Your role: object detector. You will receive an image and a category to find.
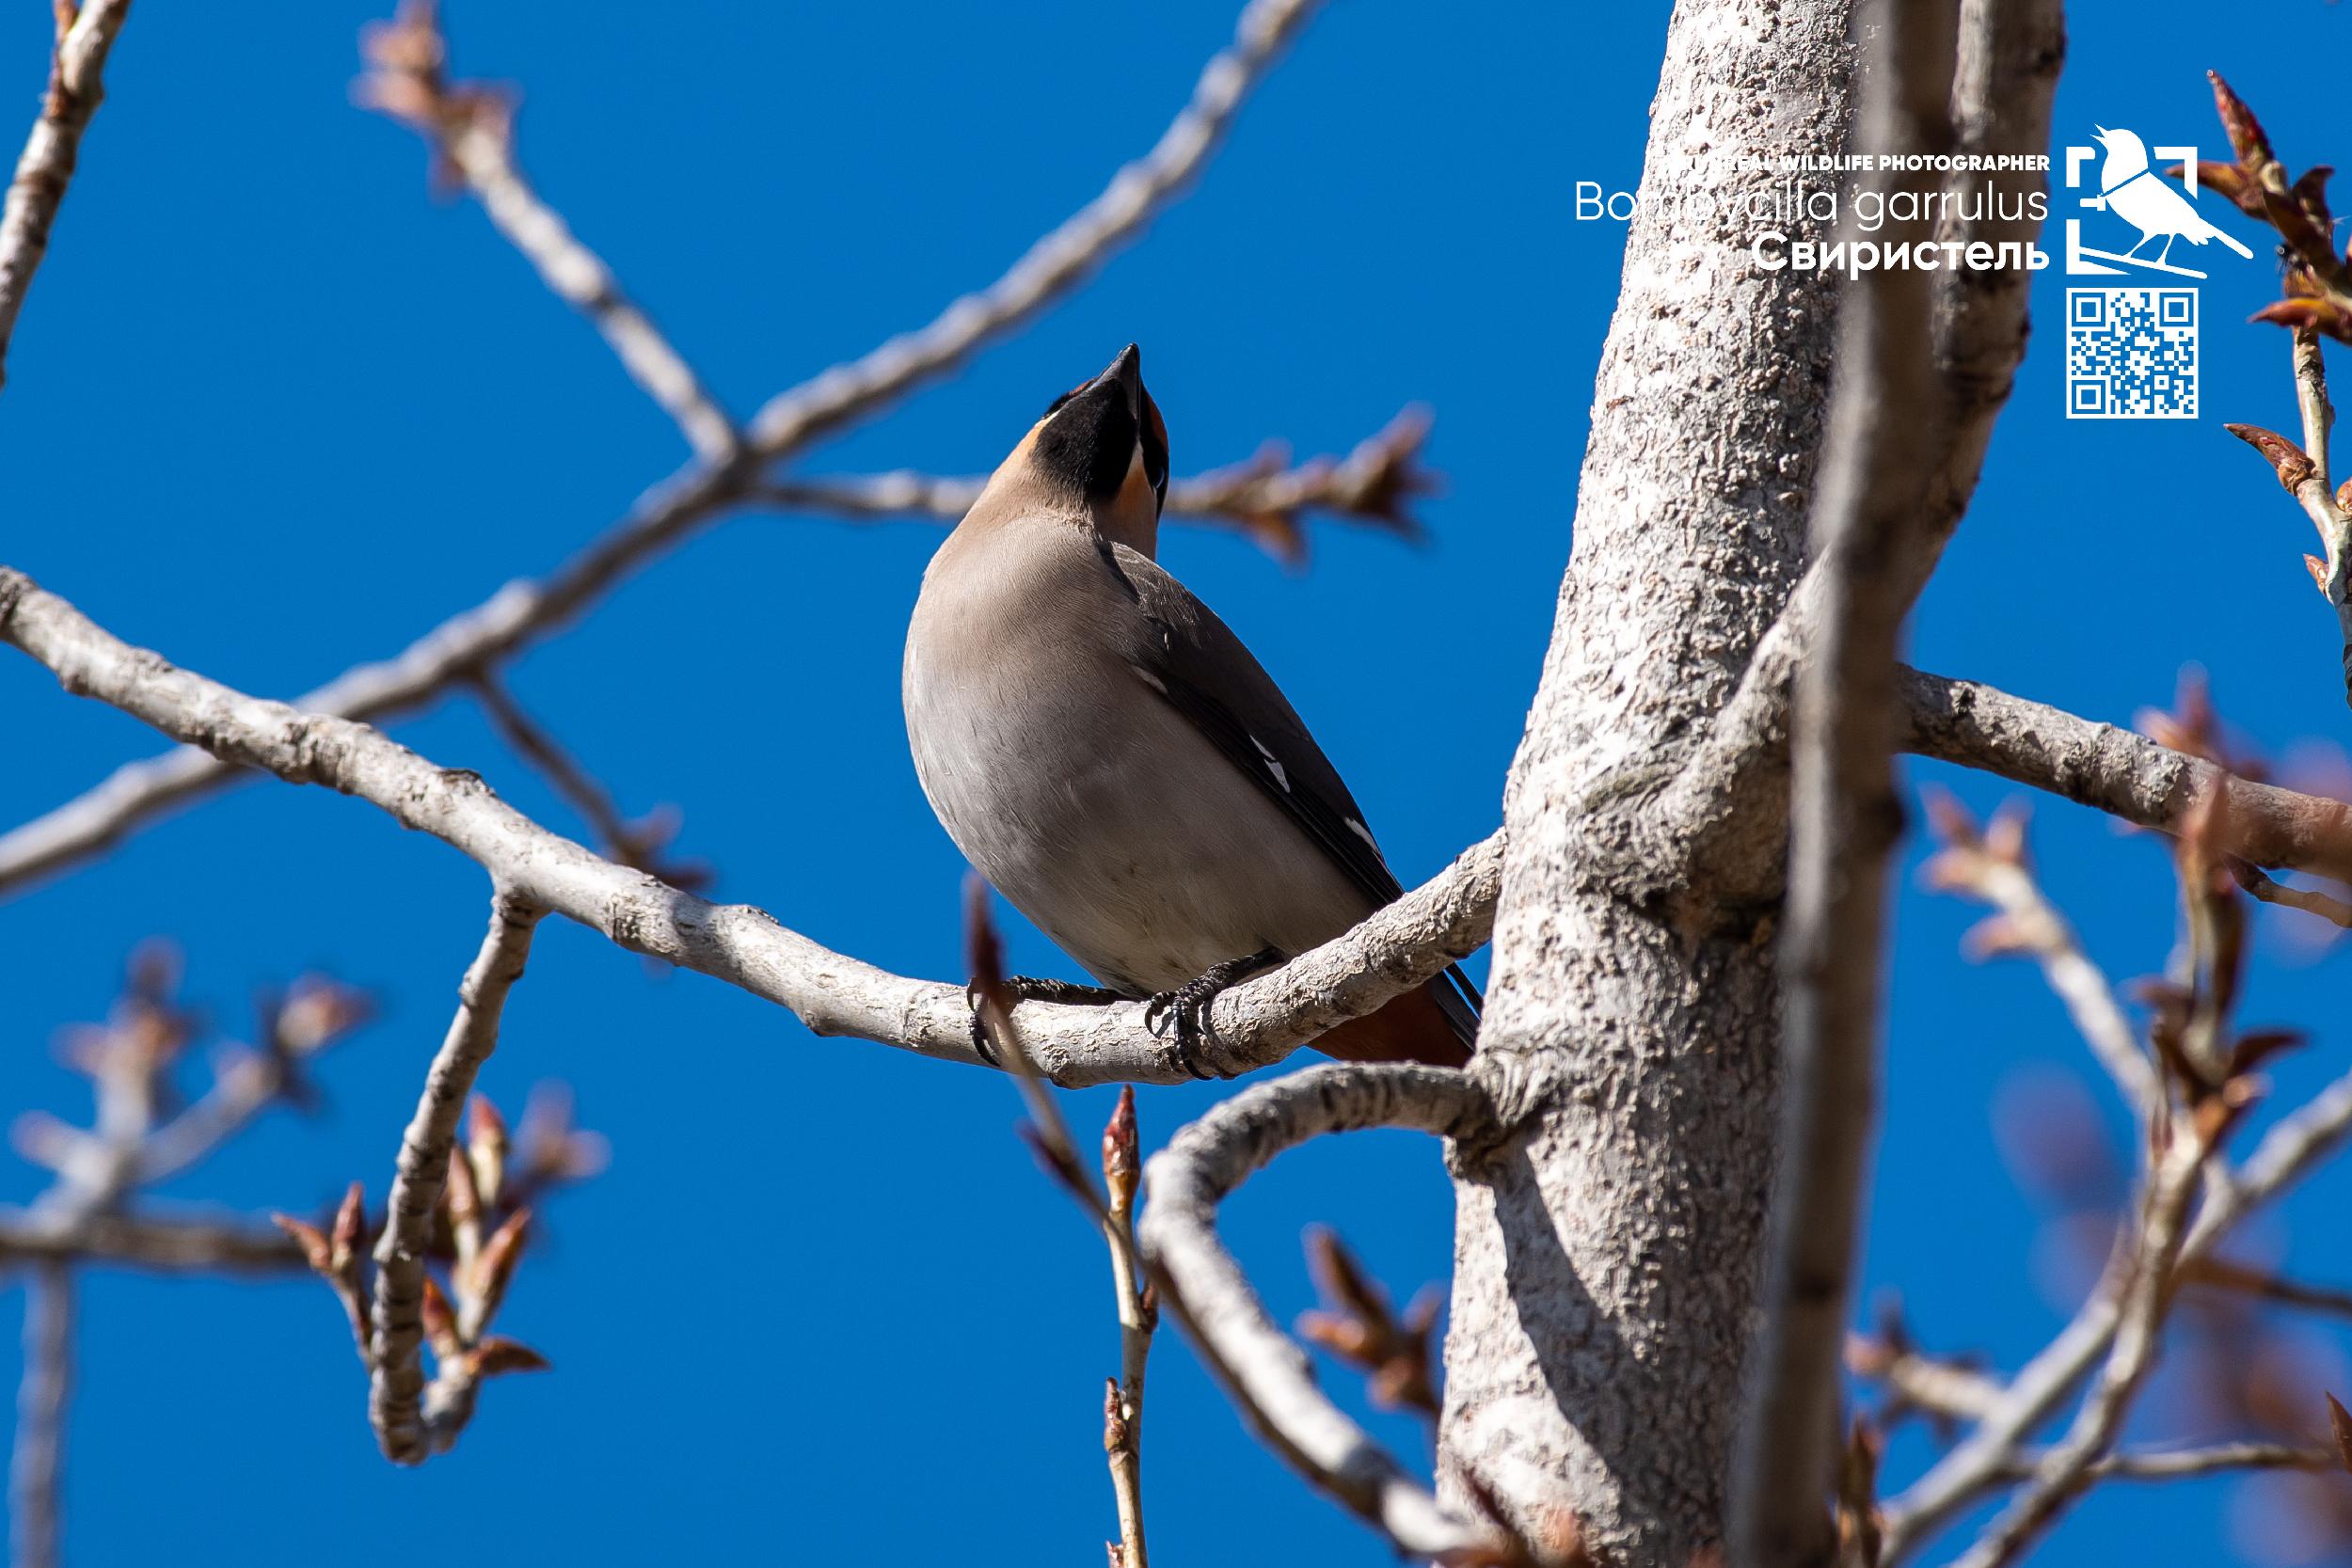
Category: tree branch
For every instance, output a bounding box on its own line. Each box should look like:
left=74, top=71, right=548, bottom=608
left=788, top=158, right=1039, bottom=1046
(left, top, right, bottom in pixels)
left=1735, top=3, right=1956, bottom=1557
left=0, top=1211, right=303, bottom=1274
left=0, top=0, right=1321, bottom=899
left=1949, top=1124, right=2210, bottom=1568
left=0, top=0, right=133, bottom=393
left=753, top=405, right=1436, bottom=560
left=1661, top=0, right=2063, bottom=908
left=369, top=891, right=542, bottom=1464
left=1881, top=1059, right=2352, bottom=1560
left=0, top=565, right=1500, bottom=1086
left=1898, top=667, right=2352, bottom=882
left=357, top=1, right=736, bottom=460
left=8, top=1263, right=72, bottom=1568
left=1136, top=1063, right=1502, bottom=1560
left=1920, top=794, right=2160, bottom=1120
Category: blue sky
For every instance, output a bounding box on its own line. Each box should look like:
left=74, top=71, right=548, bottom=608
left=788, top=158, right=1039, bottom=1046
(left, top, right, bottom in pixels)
left=3, top=1, right=2350, bottom=1562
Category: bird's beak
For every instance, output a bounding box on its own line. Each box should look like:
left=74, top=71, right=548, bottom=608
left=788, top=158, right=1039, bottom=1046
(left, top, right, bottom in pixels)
left=2091, top=126, right=2110, bottom=146
left=1091, top=342, right=1144, bottom=420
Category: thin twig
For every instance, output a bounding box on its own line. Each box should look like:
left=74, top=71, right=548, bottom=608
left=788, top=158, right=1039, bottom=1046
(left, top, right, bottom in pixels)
left=1136, top=1062, right=1502, bottom=1560
left=2180, top=1256, right=2352, bottom=1320
left=0, top=0, right=135, bottom=392
left=0, top=0, right=1323, bottom=899
left=1921, top=794, right=2161, bottom=1119
left=1990, top=1441, right=2333, bottom=1482
left=1736, top=2, right=1957, bottom=1558
left=1949, top=1128, right=2213, bottom=1568
left=1883, top=1063, right=2352, bottom=1560
left=8, top=1264, right=72, bottom=1568
left=965, top=884, right=1154, bottom=1568
left=753, top=405, right=1435, bottom=558
left=469, top=673, right=702, bottom=884
left=369, top=891, right=543, bottom=1464
left=2229, top=856, right=2352, bottom=928
left=1847, top=1331, right=2007, bottom=1426
left=0, top=1211, right=304, bottom=1274
left=357, top=1, right=737, bottom=460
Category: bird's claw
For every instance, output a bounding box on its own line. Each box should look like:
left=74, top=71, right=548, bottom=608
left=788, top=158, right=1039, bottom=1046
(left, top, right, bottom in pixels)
left=1143, top=948, right=1281, bottom=1081
left=965, top=975, right=1127, bottom=1069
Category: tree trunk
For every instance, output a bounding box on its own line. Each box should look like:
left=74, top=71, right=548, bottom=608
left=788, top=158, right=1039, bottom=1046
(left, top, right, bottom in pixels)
left=1437, top=3, right=1855, bottom=1560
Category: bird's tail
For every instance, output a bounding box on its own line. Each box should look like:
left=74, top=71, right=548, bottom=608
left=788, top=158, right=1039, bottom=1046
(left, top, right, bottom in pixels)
left=2214, top=228, right=2254, bottom=259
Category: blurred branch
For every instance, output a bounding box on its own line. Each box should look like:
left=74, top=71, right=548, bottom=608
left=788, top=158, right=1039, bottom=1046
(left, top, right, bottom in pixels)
left=1990, top=1441, right=2334, bottom=1482
left=1738, top=2, right=1958, bottom=1556
left=470, top=673, right=709, bottom=889
left=357, top=0, right=736, bottom=461
left=1295, top=1227, right=1441, bottom=1426
left=1885, top=982, right=2352, bottom=1562
left=8, top=1264, right=71, bottom=1568
left=0, top=1212, right=302, bottom=1274
left=1136, top=1062, right=1504, bottom=1561
left=1951, top=1122, right=2212, bottom=1568
left=1919, top=793, right=2159, bottom=1120
left=754, top=406, right=1437, bottom=562
left=2228, top=856, right=2352, bottom=928
left=2, top=562, right=1501, bottom=1086
left=2181, top=1257, right=2352, bottom=1321
left=1848, top=1324, right=2006, bottom=1430
left=367, top=891, right=543, bottom=1464
left=0, top=0, right=1327, bottom=900
left=0, top=0, right=134, bottom=394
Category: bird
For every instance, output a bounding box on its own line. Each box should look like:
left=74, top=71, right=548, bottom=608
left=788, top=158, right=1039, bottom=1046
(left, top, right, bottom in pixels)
left=2087, top=126, right=2254, bottom=268
left=902, top=343, right=1478, bottom=1071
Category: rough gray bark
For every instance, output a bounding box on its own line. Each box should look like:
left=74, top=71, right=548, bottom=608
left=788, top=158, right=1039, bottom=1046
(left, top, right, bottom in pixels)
left=1438, top=1, right=1853, bottom=1559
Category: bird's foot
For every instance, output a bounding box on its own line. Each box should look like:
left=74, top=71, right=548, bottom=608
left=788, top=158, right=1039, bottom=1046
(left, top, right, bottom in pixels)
left=965, top=976, right=1127, bottom=1067
left=1145, top=948, right=1282, bottom=1080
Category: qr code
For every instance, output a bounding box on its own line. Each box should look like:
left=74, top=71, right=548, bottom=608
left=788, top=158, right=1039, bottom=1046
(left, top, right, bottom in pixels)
left=2066, top=287, right=2198, bottom=419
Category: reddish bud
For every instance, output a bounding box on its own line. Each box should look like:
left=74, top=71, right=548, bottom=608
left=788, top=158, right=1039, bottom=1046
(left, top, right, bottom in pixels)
left=272, top=1213, right=334, bottom=1275
left=2225, top=422, right=2317, bottom=492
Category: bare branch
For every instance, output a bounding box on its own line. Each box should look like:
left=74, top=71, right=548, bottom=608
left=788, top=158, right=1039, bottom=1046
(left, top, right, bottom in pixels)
left=2229, top=857, right=2352, bottom=928
left=369, top=892, right=543, bottom=1464
left=1990, top=1441, right=2334, bottom=1482
left=1899, top=667, right=2352, bottom=883
left=1660, top=0, right=2063, bottom=907
left=1883, top=1060, right=2352, bottom=1560
left=0, top=1211, right=303, bottom=1274
left=739, top=0, right=1320, bottom=464
left=356, top=1, right=736, bottom=460
left=1950, top=1125, right=2210, bottom=1568
left=8, top=1264, right=71, bottom=1568
left=1735, top=4, right=1957, bottom=1557
left=1848, top=1329, right=2006, bottom=1427
left=470, top=673, right=707, bottom=887
left=965, top=890, right=1155, bottom=1567
left=2180, top=1256, right=2352, bottom=1321
left=1136, top=1062, right=1502, bottom=1560
left=0, top=0, right=1321, bottom=899
left=1919, top=794, right=2159, bottom=1119
left=0, top=0, right=133, bottom=392
left=0, top=565, right=1499, bottom=1089
left=754, top=406, right=1437, bottom=559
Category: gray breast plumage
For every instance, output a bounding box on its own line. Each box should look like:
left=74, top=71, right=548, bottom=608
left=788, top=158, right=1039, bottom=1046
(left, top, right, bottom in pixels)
left=902, top=517, right=1370, bottom=996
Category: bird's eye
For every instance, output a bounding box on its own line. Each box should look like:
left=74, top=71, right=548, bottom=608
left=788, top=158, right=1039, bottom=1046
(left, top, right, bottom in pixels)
left=1042, top=383, right=1088, bottom=419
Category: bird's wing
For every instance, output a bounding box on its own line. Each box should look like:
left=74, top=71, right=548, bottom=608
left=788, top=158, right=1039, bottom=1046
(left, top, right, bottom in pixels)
left=1093, top=541, right=1483, bottom=1037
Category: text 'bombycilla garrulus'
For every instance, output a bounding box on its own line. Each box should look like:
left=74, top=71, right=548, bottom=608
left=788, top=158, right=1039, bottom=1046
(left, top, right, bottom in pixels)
left=901, top=344, right=1478, bottom=1070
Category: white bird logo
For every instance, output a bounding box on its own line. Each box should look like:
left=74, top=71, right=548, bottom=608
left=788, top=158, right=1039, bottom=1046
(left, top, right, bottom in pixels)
left=2085, top=125, right=2254, bottom=270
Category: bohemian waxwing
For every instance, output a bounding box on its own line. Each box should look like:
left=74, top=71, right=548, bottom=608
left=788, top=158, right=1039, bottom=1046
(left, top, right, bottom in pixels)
left=902, top=344, right=1478, bottom=1070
